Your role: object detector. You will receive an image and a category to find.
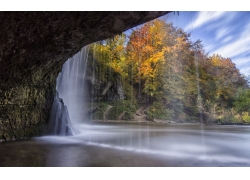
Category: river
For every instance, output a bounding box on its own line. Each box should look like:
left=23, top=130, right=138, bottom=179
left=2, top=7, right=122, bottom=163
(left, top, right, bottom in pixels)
left=1, top=122, right=250, bottom=167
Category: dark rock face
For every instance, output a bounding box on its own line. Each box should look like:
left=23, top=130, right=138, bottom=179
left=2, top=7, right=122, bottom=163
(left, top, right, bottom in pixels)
left=0, top=73, right=56, bottom=141
left=0, top=12, right=171, bottom=86
left=0, top=11, right=171, bottom=141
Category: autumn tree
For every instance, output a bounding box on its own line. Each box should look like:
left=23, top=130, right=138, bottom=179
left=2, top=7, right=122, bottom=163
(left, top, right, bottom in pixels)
left=87, top=18, right=248, bottom=123
left=126, top=21, right=166, bottom=102
left=200, top=54, right=247, bottom=108
left=126, top=19, right=199, bottom=120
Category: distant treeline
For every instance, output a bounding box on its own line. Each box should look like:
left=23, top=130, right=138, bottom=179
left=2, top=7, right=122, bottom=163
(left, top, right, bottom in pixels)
left=87, top=19, right=250, bottom=124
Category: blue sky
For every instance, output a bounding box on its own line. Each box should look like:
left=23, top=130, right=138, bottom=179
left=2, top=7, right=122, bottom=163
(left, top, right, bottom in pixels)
left=164, top=11, right=250, bottom=77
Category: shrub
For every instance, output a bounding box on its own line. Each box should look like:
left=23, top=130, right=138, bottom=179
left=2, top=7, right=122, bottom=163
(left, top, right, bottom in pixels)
left=106, top=100, right=138, bottom=120
left=242, top=112, right=250, bottom=123
left=234, top=88, right=250, bottom=113
left=91, top=102, right=108, bottom=120
left=147, top=101, right=174, bottom=121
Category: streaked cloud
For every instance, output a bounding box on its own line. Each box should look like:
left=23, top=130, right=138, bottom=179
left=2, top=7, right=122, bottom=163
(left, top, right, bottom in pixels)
left=168, top=11, right=250, bottom=76
left=185, top=11, right=226, bottom=31
left=239, top=66, right=250, bottom=76
left=233, top=56, right=250, bottom=76
left=232, top=57, right=250, bottom=67
left=204, top=44, right=215, bottom=53
left=216, top=28, right=229, bottom=40
left=221, top=36, right=233, bottom=43
left=211, top=23, right=250, bottom=58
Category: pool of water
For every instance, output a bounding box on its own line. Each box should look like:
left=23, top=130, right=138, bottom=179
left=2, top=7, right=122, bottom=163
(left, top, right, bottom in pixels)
left=1, top=122, right=250, bottom=166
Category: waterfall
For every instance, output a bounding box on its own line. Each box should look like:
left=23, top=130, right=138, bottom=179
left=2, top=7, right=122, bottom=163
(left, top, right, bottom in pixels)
left=49, top=91, right=75, bottom=135
left=49, top=45, right=89, bottom=135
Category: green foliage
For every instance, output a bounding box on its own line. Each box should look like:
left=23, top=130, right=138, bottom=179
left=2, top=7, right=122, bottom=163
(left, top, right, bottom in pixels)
left=147, top=101, right=174, bottom=121
left=106, top=100, right=138, bottom=120
left=219, top=108, right=238, bottom=124
left=242, top=112, right=250, bottom=123
left=91, top=102, right=108, bottom=120
left=111, top=99, right=138, bottom=111
left=214, top=108, right=250, bottom=125
left=106, top=106, right=124, bottom=120
left=90, top=34, right=127, bottom=84
left=123, top=81, right=135, bottom=101
left=234, top=88, right=250, bottom=113
left=122, top=111, right=134, bottom=120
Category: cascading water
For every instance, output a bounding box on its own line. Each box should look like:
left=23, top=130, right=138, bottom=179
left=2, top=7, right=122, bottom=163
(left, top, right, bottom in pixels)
left=49, top=91, right=75, bottom=135
left=49, top=45, right=89, bottom=135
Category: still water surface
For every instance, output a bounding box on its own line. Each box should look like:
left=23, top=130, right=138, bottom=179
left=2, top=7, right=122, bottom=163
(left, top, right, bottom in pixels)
left=1, top=122, right=250, bottom=166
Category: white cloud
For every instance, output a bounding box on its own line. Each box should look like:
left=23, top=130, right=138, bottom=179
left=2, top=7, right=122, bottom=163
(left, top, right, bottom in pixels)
left=204, top=12, right=237, bottom=31
left=232, top=57, right=250, bottom=67
left=216, top=28, right=229, bottom=40
left=204, top=43, right=215, bottom=53
left=239, top=66, right=250, bottom=76
left=182, top=12, right=248, bottom=76
left=232, top=56, right=250, bottom=76
left=211, top=23, right=250, bottom=58
left=185, top=11, right=226, bottom=31
left=222, top=36, right=233, bottom=43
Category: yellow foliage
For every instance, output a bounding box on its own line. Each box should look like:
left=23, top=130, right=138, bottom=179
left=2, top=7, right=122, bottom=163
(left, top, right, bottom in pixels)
left=242, top=112, right=250, bottom=123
